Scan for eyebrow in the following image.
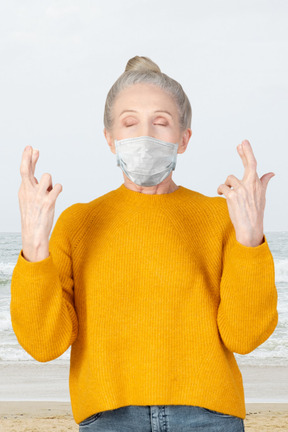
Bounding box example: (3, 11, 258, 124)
(119, 110, 173, 118)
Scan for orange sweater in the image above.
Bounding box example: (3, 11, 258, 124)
(10, 183, 278, 424)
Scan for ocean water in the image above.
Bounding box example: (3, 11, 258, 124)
(0, 232, 287, 366)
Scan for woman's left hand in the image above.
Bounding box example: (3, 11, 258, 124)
(217, 139, 275, 247)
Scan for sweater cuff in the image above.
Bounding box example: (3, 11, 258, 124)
(230, 234, 273, 260)
(15, 250, 56, 280)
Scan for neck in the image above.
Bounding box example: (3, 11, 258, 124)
(123, 175, 179, 195)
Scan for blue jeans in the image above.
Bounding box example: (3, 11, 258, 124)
(79, 405, 245, 431)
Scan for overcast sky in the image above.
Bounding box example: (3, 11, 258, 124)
(0, 0, 287, 232)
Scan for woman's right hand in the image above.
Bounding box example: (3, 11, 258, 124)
(18, 146, 63, 262)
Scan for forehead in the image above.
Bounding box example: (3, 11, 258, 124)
(113, 83, 177, 114)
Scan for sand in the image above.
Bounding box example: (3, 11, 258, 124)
(0, 362, 287, 431)
(1, 402, 288, 431)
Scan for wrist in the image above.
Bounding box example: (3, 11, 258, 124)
(236, 234, 264, 247)
(22, 240, 49, 262)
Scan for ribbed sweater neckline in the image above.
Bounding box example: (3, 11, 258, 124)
(115, 183, 186, 207)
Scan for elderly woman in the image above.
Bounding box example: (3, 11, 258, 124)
(11, 55, 278, 432)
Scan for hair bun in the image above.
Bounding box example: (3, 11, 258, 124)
(125, 56, 161, 73)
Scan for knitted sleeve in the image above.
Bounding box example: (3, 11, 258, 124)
(10, 207, 78, 362)
(216, 206, 278, 355)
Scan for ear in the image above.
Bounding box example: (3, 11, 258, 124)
(178, 128, 192, 154)
(103, 128, 116, 154)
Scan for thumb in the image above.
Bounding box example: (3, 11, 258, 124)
(49, 183, 63, 202)
(260, 172, 275, 193)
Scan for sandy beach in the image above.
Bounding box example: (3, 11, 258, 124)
(0, 362, 287, 431)
(0, 401, 288, 431)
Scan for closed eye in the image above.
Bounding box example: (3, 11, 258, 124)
(125, 123, 167, 127)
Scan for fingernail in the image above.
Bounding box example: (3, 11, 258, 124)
(33, 148, 39, 153)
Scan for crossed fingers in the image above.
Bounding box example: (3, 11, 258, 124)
(20, 146, 39, 186)
(217, 140, 259, 197)
(237, 140, 258, 181)
(19, 145, 62, 200)
(216, 139, 276, 246)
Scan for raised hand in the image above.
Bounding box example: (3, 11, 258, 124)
(18, 146, 63, 262)
(217, 140, 275, 247)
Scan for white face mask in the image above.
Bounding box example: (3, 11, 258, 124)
(114, 136, 179, 187)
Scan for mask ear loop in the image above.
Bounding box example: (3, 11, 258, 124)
(115, 141, 121, 167)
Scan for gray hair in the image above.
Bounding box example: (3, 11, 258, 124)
(103, 56, 192, 133)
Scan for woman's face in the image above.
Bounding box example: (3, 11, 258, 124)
(104, 83, 192, 155)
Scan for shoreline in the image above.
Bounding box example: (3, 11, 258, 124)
(1, 362, 287, 431)
(1, 400, 288, 414)
(0, 362, 287, 402)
